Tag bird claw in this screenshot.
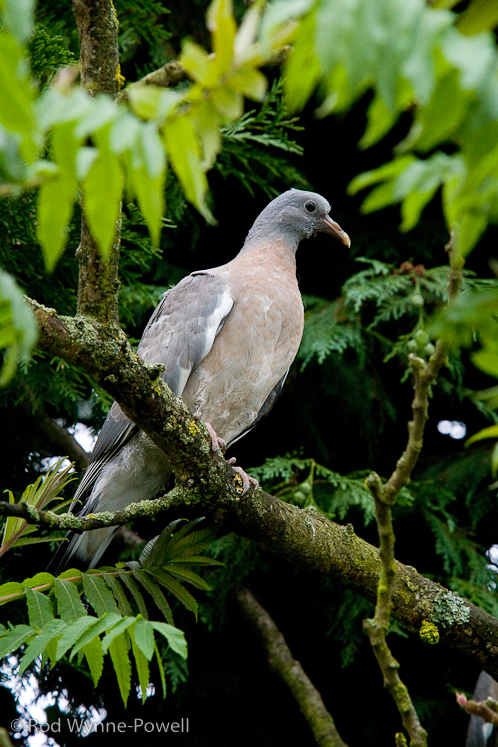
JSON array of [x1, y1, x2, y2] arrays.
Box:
[[231, 466, 259, 496], [193, 416, 255, 494], [201, 420, 226, 455]]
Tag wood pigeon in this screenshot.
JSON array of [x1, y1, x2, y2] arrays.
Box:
[[55, 189, 351, 571]]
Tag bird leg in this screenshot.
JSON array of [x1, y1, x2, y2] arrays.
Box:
[[194, 412, 227, 454], [205, 422, 227, 454], [231, 466, 259, 496], [225, 456, 258, 494], [194, 415, 258, 495]]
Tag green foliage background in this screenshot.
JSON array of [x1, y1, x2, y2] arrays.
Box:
[[1, 0, 498, 745]]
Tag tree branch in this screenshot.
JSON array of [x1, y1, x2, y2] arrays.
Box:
[[72, 0, 122, 325], [456, 692, 498, 726], [71, 0, 120, 98], [362, 251, 464, 745], [117, 60, 188, 103], [234, 586, 348, 747]]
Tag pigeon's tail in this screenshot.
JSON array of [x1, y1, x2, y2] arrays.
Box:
[[50, 525, 120, 575]]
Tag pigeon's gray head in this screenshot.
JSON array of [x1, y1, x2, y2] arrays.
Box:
[[242, 189, 351, 252]]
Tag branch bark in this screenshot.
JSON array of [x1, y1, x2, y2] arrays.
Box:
[[234, 586, 348, 747], [72, 0, 122, 325]]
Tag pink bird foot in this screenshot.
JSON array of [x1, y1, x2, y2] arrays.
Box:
[[231, 465, 259, 496], [194, 413, 227, 454]]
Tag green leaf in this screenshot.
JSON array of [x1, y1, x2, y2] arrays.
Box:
[[80, 136, 123, 261], [207, 0, 237, 76], [403, 67, 473, 153], [102, 573, 134, 617], [130, 632, 150, 704], [0, 269, 37, 386], [466, 424, 498, 447], [117, 569, 149, 619], [101, 616, 135, 653], [54, 578, 86, 622], [149, 621, 188, 659], [140, 518, 185, 567], [37, 122, 79, 272], [348, 156, 416, 196], [360, 95, 398, 149], [162, 115, 214, 224], [472, 348, 498, 377], [400, 188, 439, 232], [491, 441, 498, 479], [0, 31, 39, 161], [133, 616, 155, 661], [127, 86, 180, 122], [133, 570, 174, 624], [83, 572, 120, 616], [0, 581, 25, 605], [73, 95, 117, 139], [0, 624, 34, 658], [25, 588, 54, 629], [1, 0, 35, 44], [55, 616, 101, 661], [229, 66, 267, 101], [82, 637, 104, 687], [154, 639, 167, 698], [283, 10, 322, 113], [19, 619, 65, 674], [163, 566, 211, 591], [129, 121, 165, 246], [454, 211, 488, 261], [457, 0, 498, 34], [109, 634, 132, 707], [164, 525, 217, 559], [151, 569, 198, 618], [181, 40, 217, 87], [69, 612, 122, 658]]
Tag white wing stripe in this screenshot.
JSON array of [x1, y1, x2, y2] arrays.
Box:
[[199, 290, 234, 361]]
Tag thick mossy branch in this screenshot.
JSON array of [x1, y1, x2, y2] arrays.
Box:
[[76, 212, 122, 325], [72, 0, 120, 98], [72, 0, 122, 325], [234, 586, 348, 747]]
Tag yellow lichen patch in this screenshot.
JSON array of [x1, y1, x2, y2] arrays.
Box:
[[419, 620, 439, 645], [188, 421, 201, 437], [115, 63, 125, 90]]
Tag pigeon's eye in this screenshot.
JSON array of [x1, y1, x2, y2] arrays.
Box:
[[304, 200, 317, 213]]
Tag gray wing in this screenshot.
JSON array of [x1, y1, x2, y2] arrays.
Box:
[[71, 272, 234, 508], [137, 271, 234, 397], [70, 402, 137, 510]]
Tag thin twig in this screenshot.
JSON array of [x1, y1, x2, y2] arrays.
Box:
[[235, 586, 348, 747], [364, 245, 464, 745], [117, 60, 188, 103]]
